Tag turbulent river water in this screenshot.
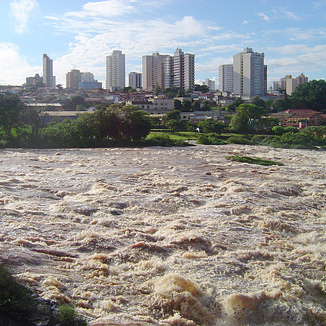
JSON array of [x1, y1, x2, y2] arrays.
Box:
[[1, 144, 326, 325]]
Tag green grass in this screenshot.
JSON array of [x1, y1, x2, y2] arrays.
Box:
[[147, 131, 199, 141], [226, 155, 284, 166]]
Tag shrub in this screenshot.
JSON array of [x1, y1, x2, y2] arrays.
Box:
[[227, 136, 250, 145], [272, 126, 285, 135], [226, 155, 284, 166], [0, 264, 37, 320], [55, 304, 87, 326], [145, 134, 190, 147], [284, 126, 299, 133], [197, 133, 227, 145]]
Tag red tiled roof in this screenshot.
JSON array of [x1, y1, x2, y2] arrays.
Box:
[[284, 109, 319, 115]]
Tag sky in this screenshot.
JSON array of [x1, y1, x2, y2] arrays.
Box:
[[1, 0, 326, 88]]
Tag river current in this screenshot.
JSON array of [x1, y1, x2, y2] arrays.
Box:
[[0, 144, 325, 325]]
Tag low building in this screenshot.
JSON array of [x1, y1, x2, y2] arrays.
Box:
[[25, 103, 63, 110], [270, 109, 325, 127], [180, 110, 219, 121], [40, 110, 87, 124], [126, 97, 174, 114]]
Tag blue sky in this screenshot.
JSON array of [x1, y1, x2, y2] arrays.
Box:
[[1, 0, 326, 88]]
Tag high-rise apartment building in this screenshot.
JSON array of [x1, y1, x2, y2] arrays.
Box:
[[174, 49, 195, 90], [66, 69, 82, 89], [129, 72, 142, 89], [204, 78, 216, 91], [142, 53, 169, 91], [272, 73, 308, 95], [233, 47, 267, 99], [142, 49, 195, 91], [219, 64, 234, 93], [106, 50, 125, 91], [285, 73, 308, 95], [43, 54, 56, 88], [26, 73, 43, 86], [81, 72, 95, 82]]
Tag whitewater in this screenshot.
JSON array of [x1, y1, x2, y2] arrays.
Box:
[[0, 144, 325, 325]]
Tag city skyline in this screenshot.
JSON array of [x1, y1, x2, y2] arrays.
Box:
[[1, 0, 326, 87]]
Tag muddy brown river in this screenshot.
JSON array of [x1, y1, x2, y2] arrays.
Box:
[[0, 145, 325, 325]]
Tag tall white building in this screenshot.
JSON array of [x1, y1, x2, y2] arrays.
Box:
[[219, 64, 234, 93], [142, 53, 169, 92], [142, 49, 195, 92], [233, 47, 267, 99], [285, 73, 308, 95], [43, 54, 56, 88], [106, 50, 125, 91], [203, 78, 216, 91], [129, 72, 142, 89], [81, 72, 95, 82]]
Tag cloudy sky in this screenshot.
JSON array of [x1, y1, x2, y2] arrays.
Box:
[[1, 0, 326, 88]]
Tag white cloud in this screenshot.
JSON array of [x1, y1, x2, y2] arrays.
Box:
[[176, 16, 205, 37], [66, 0, 134, 18], [263, 27, 326, 41], [266, 44, 326, 80], [272, 8, 300, 20], [258, 13, 270, 21], [242, 20, 249, 25], [313, 0, 326, 9], [0, 43, 40, 85], [10, 0, 38, 34]]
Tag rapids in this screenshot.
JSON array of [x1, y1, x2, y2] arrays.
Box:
[[0, 145, 325, 325]]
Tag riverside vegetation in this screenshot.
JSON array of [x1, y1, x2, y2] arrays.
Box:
[[1, 80, 326, 149], [0, 264, 86, 325]]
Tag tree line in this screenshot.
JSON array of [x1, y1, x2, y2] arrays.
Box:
[[0, 95, 152, 148]]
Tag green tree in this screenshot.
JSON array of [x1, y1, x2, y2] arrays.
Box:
[[290, 79, 326, 113], [200, 100, 211, 111], [229, 103, 266, 134], [174, 99, 183, 111], [120, 106, 152, 142], [194, 84, 209, 93], [226, 98, 244, 112], [250, 95, 266, 109], [191, 101, 201, 111], [164, 110, 184, 131], [70, 95, 85, 110], [182, 99, 192, 111], [0, 93, 24, 138], [198, 119, 225, 134]]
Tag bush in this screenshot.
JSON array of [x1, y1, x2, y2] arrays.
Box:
[[145, 134, 190, 147], [226, 155, 284, 166], [272, 126, 285, 135], [250, 135, 269, 145], [284, 126, 299, 133], [55, 304, 87, 326], [0, 264, 37, 320], [197, 133, 227, 145], [227, 136, 251, 145]]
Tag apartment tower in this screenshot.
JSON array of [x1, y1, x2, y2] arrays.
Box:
[[142, 49, 195, 92], [66, 69, 82, 89], [233, 47, 267, 99], [129, 72, 142, 89], [43, 54, 56, 88], [106, 50, 125, 91], [174, 49, 195, 90], [142, 53, 169, 92], [219, 64, 234, 93]]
